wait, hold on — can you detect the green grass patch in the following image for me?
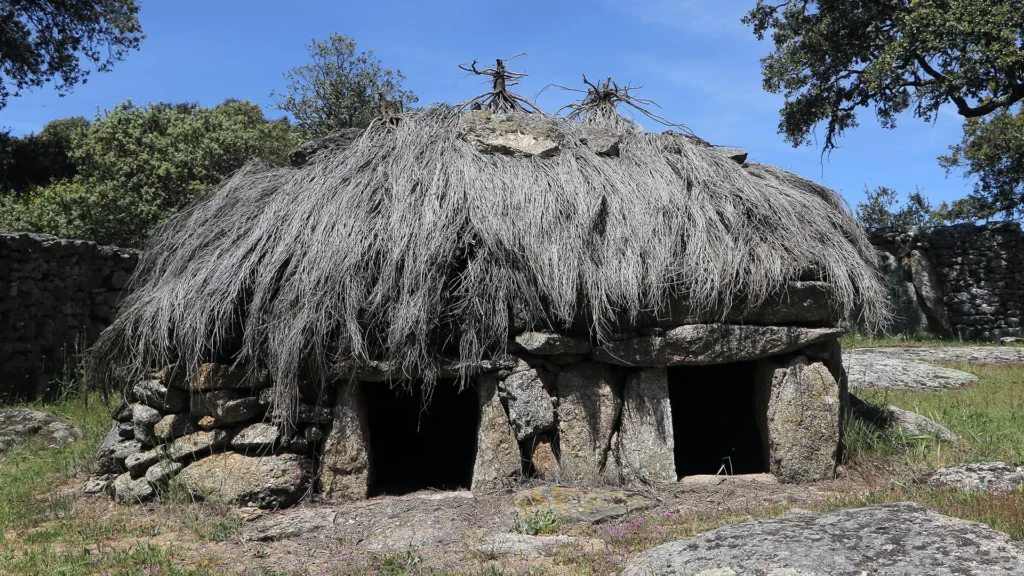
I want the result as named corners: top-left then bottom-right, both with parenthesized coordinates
top-left (841, 333), bottom-right (1024, 349)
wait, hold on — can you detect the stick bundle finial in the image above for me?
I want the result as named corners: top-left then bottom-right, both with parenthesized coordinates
top-left (459, 53), bottom-right (543, 114)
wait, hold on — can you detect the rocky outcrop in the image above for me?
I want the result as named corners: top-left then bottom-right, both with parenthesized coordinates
top-left (510, 486), bottom-right (656, 524)
top-left (756, 357), bottom-right (840, 483)
top-left (850, 395), bottom-right (960, 442)
top-left (594, 324), bottom-right (843, 367)
top-left (843, 347), bottom-right (980, 391)
top-left (623, 502), bottom-right (1024, 576)
top-left (929, 462), bottom-right (1024, 493)
top-left (319, 381), bottom-right (370, 501)
top-left (617, 368), bottom-right (675, 485)
top-left (176, 453), bottom-right (309, 508)
top-left (555, 363), bottom-right (623, 479)
top-left (0, 408), bottom-right (81, 455)
top-left (471, 375), bottom-right (522, 491)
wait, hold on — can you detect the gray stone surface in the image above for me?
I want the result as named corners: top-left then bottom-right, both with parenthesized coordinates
top-left (125, 449), bottom-right (162, 478)
top-left (460, 111), bottom-right (561, 158)
top-left (112, 472), bottom-right (154, 504)
top-left (471, 375), bottom-right (522, 491)
top-left (191, 390), bottom-right (263, 424)
top-left (232, 422), bottom-right (281, 451)
top-left (0, 408), bottom-right (81, 454)
top-left (624, 502), bottom-right (1024, 576)
top-left (843, 347), bottom-right (981, 391)
top-left (514, 332), bottom-right (592, 355)
top-left (929, 462), bottom-right (1024, 493)
top-left (906, 249), bottom-right (954, 336)
top-left (320, 381), bottom-right (370, 501)
top-left (95, 425), bottom-right (137, 474)
top-left (145, 459), bottom-right (183, 485)
top-left (153, 414), bottom-right (199, 441)
top-left (167, 429), bottom-right (232, 460)
top-left (498, 367), bottom-right (555, 441)
top-left (83, 474), bottom-right (115, 495)
top-left (869, 223), bottom-right (1024, 341)
top-left (510, 486), bottom-right (656, 524)
top-left (886, 405), bottom-right (960, 442)
top-left (182, 363), bottom-right (271, 392)
top-left (594, 324), bottom-right (843, 367)
top-left (176, 452), bottom-right (308, 508)
top-left (756, 357), bottom-right (840, 483)
top-left (473, 533), bottom-right (593, 558)
top-left (555, 362), bottom-right (623, 479)
top-left (133, 378), bottom-right (189, 412)
top-left (131, 403), bottom-right (162, 447)
top-left (618, 368), bottom-right (676, 485)
top-left (848, 345), bottom-right (1024, 366)
top-left (0, 233), bottom-right (138, 401)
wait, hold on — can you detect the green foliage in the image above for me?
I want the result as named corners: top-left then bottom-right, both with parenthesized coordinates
top-left (0, 99), bottom-right (296, 247)
top-left (939, 107), bottom-right (1024, 221)
top-left (0, 117), bottom-right (89, 194)
top-left (855, 186), bottom-right (960, 229)
top-left (744, 0), bottom-right (1024, 151)
top-left (513, 508), bottom-right (560, 535)
top-left (273, 33), bottom-right (418, 137)
top-left (0, 0), bottom-right (144, 110)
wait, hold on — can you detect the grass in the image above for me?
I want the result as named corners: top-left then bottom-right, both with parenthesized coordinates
top-left (841, 333), bottom-right (1024, 349)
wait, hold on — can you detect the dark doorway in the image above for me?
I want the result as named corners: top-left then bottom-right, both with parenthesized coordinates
top-left (668, 362), bottom-right (768, 478)
top-left (364, 380), bottom-right (479, 496)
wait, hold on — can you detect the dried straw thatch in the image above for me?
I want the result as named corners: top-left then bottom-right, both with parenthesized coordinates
top-left (88, 105), bottom-right (886, 419)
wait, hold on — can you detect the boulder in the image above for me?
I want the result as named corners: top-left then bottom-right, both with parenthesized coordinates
top-left (83, 474), bottom-right (116, 495)
top-left (125, 449), bottom-right (162, 478)
top-left (112, 472), bottom-right (154, 504)
top-left (850, 395), bottom-right (960, 442)
top-left (144, 459), bottom-right (183, 486)
top-left (294, 402), bottom-right (332, 424)
top-left (191, 390), bottom-right (263, 424)
top-left (113, 401), bottom-right (134, 422)
top-left (115, 421), bottom-right (135, 439)
top-left (623, 502), bottom-right (1024, 576)
top-left (460, 111), bottom-right (561, 158)
top-left (755, 357), bottom-right (840, 483)
top-left (514, 332), bottom-right (592, 355)
top-left (167, 429), bottom-right (232, 460)
top-left (498, 368), bottom-right (555, 441)
top-left (525, 434), bottom-right (561, 480)
top-left (929, 462), bottom-right (1024, 493)
top-left (471, 374), bottom-right (522, 491)
top-left (843, 348), bottom-right (980, 391)
top-left (153, 414), bottom-right (200, 441)
top-left (0, 408), bottom-right (81, 455)
top-left (510, 486), bottom-right (656, 524)
top-left (176, 453), bottom-right (308, 508)
top-left (319, 381), bottom-right (370, 501)
top-left (593, 324), bottom-right (844, 367)
top-left (555, 362), bottom-right (623, 479)
top-left (96, 425), bottom-right (133, 474)
top-left (581, 131), bottom-right (622, 157)
top-left (232, 423), bottom-right (281, 451)
top-left (182, 363), bottom-right (271, 391)
top-left (131, 403), bottom-right (162, 447)
top-left (618, 368), bottom-right (676, 485)
top-left (132, 378), bottom-right (188, 412)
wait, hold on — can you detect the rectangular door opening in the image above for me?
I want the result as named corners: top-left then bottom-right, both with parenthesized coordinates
top-left (364, 380), bottom-right (479, 496)
top-left (668, 362), bottom-right (768, 478)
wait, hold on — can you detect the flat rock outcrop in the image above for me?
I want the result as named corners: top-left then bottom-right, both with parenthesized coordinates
top-left (929, 462), bottom-right (1024, 493)
top-left (623, 502), bottom-right (1024, 576)
top-left (0, 408), bottom-right (81, 455)
top-left (844, 347), bottom-right (980, 391)
top-left (176, 452), bottom-right (308, 508)
top-left (510, 486), bottom-right (656, 524)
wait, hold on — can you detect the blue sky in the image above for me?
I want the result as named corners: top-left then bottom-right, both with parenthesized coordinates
top-left (0, 0), bottom-right (973, 210)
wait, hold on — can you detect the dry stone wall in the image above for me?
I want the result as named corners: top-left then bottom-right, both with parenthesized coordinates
top-left (869, 222), bottom-right (1024, 341)
top-left (0, 233), bottom-right (138, 401)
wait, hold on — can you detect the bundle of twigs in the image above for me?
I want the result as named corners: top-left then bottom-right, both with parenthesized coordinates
top-left (459, 53), bottom-right (543, 113)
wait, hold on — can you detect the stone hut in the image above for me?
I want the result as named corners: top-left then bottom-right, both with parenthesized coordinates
top-left (87, 102), bottom-right (885, 506)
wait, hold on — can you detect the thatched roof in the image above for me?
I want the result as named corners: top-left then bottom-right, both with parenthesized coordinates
top-left (89, 106), bottom-right (886, 418)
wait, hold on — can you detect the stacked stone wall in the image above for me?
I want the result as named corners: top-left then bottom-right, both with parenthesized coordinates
top-left (0, 233), bottom-right (138, 400)
top-left (869, 222), bottom-right (1024, 341)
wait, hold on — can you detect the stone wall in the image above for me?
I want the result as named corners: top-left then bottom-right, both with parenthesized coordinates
top-left (868, 223), bottom-right (1024, 341)
top-left (0, 233), bottom-right (138, 401)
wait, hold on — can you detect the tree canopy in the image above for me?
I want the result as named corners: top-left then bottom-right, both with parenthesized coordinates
top-left (0, 99), bottom-right (296, 247)
top-left (939, 108), bottom-right (1024, 221)
top-left (0, 0), bottom-right (144, 111)
top-left (272, 33), bottom-right (418, 138)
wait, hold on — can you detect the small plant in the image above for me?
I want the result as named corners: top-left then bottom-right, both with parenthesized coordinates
top-left (513, 508), bottom-right (559, 536)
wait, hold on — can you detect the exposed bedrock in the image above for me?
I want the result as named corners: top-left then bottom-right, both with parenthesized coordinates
top-left (593, 324), bottom-right (844, 367)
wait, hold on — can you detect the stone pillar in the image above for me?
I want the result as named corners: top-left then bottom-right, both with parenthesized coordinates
top-left (319, 380), bottom-right (370, 500)
top-left (471, 374), bottom-right (521, 492)
top-left (756, 356), bottom-right (840, 483)
top-left (554, 362), bottom-right (623, 481)
top-left (618, 368), bottom-right (676, 485)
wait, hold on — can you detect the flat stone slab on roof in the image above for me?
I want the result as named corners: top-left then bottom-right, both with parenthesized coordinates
top-left (624, 502), bottom-right (1024, 576)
